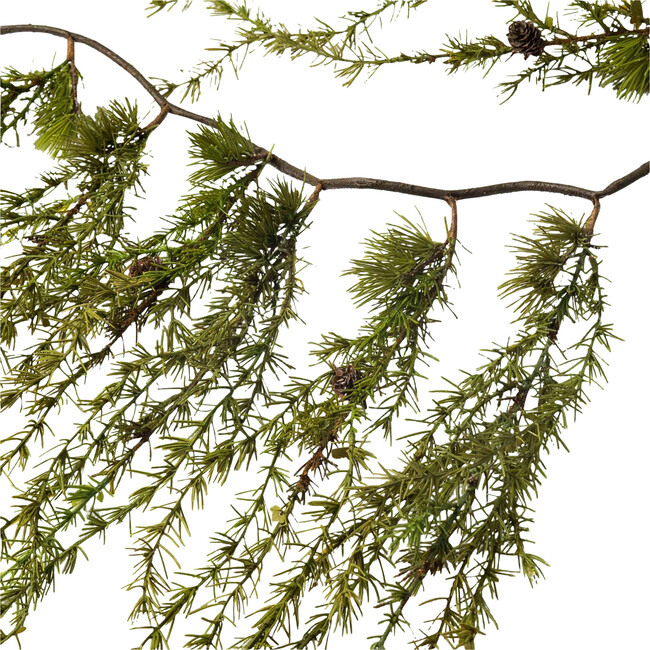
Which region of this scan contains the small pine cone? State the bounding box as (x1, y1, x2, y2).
(430, 558, 445, 575)
(128, 255, 163, 277)
(331, 364, 362, 400)
(507, 21, 546, 59)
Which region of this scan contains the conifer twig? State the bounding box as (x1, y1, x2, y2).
(583, 196, 601, 236)
(66, 34, 80, 114)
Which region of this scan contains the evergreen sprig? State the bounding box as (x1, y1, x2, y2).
(155, 0, 433, 96)
(132, 212, 456, 649)
(445, 0, 649, 101)
(360, 209, 614, 648)
(0, 63, 318, 642)
(1, 61, 78, 151)
(152, 0, 649, 101)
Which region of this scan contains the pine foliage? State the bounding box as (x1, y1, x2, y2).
(150, 0, 649, 101)
(0, 2, 647, 648)
(1, 62, 78, 153)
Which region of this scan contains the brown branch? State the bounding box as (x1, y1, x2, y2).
(583, 196, 601, 237)
(404, 27, 650, 64)
(445, 196, 458, 243)
(546, 27, 650, 47)
(66, 34, 80, 114)
(1, 24, 171, 107)
(294, 413, 344, 500)
(403, 197, 457, 285)
(316, 167, 649, 201)
(65, 192, 88, 217)
(1, 24, 648, 205)
(596, 165, 648, 198)
(305, 181, 324, 205)
(139, 103, 170, 133)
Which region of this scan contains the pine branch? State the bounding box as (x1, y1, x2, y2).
(0, 7, 644, 648)
(149, 0, 648, 98)
(2, 25, 647, 205)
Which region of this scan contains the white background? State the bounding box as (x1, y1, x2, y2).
(1, 1, 649, 649)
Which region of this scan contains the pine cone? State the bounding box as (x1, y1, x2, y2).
(331, 364, 363, 403)
(507, 21, 546, 59)
(128, 255, 163, 277)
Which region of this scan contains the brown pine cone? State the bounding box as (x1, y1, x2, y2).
(331, 364, 362, 399)
(507, 21, 546, 59)
(331, 363, 368, 407)
(128, 255, 163, 277)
